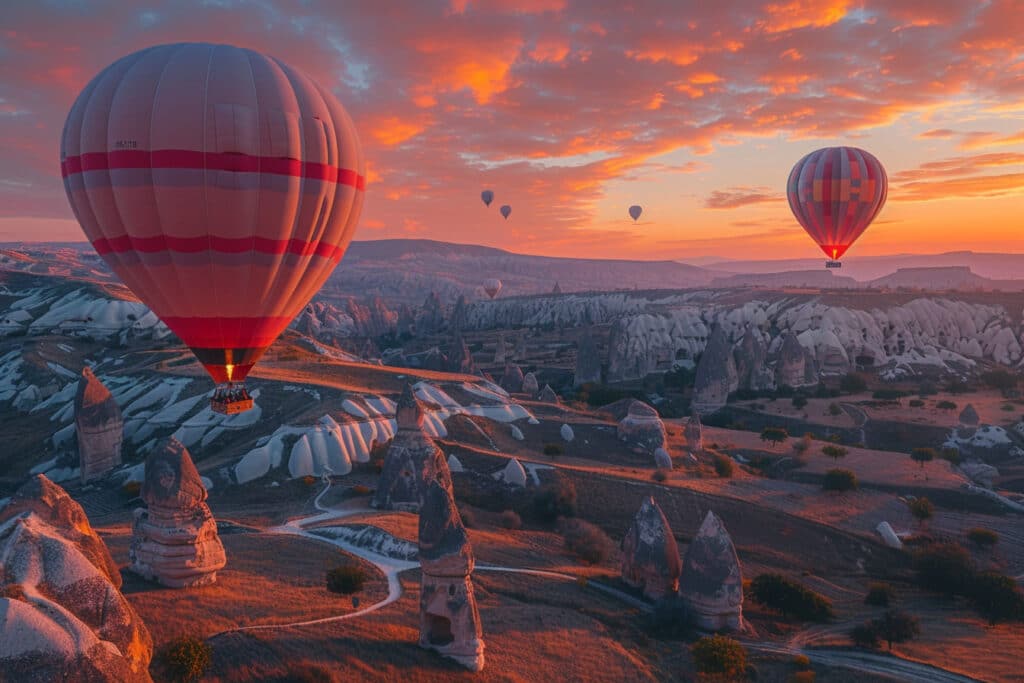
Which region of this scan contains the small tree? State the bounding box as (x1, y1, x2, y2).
(936, 400, 957, 410)
(907, 497, 934, 528)
(749, 573, 834, 622)
(327, 564, 367, 595)
(823, 468, 858, 492)
(761, 426, 789, 448)
(840, 372, 868, 393)
(713, 453, 734, 478)
(559, 518, 614, 565)
(792, 395, 808, 409)
(871, 610, 920, 651)
(850, 622, 880, 649)
(690, 635, 747, 677)
(913, 542, 975, 595)
(828, 402, 842, 416)
(821, 444, 847, 462)
(967, 528, 998, 549)
(159, 636, 212, 683)
(910, 447, 935, 470)
(970, 571, 1024, 624)
(865, 582, 895, 607)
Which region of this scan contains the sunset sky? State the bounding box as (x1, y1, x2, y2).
(1, 0, 1022, 261)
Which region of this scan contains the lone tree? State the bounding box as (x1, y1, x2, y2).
(907, 497, 934, 529)
(910, 447, 935, 470)
(760, 426, 789, 449)
(690, 635, 747, 677)
(822, 444, 847, 462)
(981, 369, 1018, 393)
(871, 610, 920, 651)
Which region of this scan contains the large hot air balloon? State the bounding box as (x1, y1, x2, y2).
(481, 189, 494, 207)
(499, 205, 511, 220)
(628, 205, 642, 222)
(787, 146, 886, 268)
(61, 43, 365, 414)
(483, 278, 502, 299)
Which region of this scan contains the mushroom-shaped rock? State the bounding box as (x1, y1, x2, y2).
(680, 510, 743, 631)
(418, 480, 485, 671)
(654, 448, 672, 470)
(74, 367, 123, 483)
(447, 454, 464, 473)
(0, 478, 153, 681)
(692, 327, 738, 414)
(617, 400, 667, 452)
(130, 438, 226, 588)
(621, 497, 681, 601)
(537, 384, 560, 404)
(560, 423, 575, 442)
(510, 425, 524, 441)
(959, 404, 980, 427)
(574, 334, 601, 387)
(685, 412, 703, 453)
(500, 363, 524, 393)
(497, 458, 528, 487)
(521, 372, 539, 396)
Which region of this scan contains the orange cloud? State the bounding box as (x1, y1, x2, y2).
(756, 1, 851, 33)
(370, 116, 429, 146)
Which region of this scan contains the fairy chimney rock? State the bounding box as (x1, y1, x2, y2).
(521, 372, 539, 396)
(680, 510, 743, 631)
(129, 438, 226, 588)
(685, 412, 704, 453)
(74, 367, 123, 483)
(620, 496, 681, 601)
(617, 400, 668, 453)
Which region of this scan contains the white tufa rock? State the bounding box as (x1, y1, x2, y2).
(560, 423, 575, 442)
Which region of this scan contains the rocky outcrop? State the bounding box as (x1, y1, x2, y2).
(680, 511, 743, 631)
(447, 454, 464, 473)
(416, 292, 446, 336)
(496, 458, 527, 487)
(684, 412, 703, 454)
(617, 400, 667, 453)
(574, 334, 601, 387)
(450, 295, 468, 334)
(500, 363, 524, 393)
(396, 304, 416, 337)
(514, 334, 528, 362)
(0, 476, 153, 682)
(560, 424, 575, 442)
(75, 367, 123, 483)
(373, 385, 452, 511)
(960, 461, 998, 488)
(418, 479, 485, 671)
(692, 327, 738, 414)
(552, 282, 562, 294)
(959, 404, 980, 426)
(446, 333, 475, 374)
(654, 448, 672, 470)
(130, 438, 226, 588)
(537, 384, 559, 404)
(521, 372, 539, 396)
(493, 333, 507, 365)
(775, 333, 811, 389)
(734, 328, 773, 392)
(620, 497, 681, 601)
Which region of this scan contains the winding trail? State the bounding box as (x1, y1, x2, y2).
(207, 480, 984, 682)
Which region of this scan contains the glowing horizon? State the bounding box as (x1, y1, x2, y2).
(1, 1, 1021, 261)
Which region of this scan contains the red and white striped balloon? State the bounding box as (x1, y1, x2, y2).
(61, 43, 365, 384)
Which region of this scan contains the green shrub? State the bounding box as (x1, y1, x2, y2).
(1002, 403, 1016, 412)
(913, 542, 975, 595)
(500, 509, 522, 530)
(870, 609, 920, 650)
(543, 443, 563, 457)
(531, 479, 577, 523)
(907, 497, 934, 526)
(822, 468, 858, 492)
(936, 400, 957, 410)
(910, 447, 935, 469)
(850, 622, 880, 649)
(828, 402, 842, 416)
(840, 373, 868, 393)
(793, 435, 812, 455)
(159, 636, 212, 683)
(792, 395, 808, 409)
(967, 528, 998, 548)
(749, 573, 834, 622)
(821, 444, 847, 461)
(326, 564, 367, 595)
(713, 453, 734, 478)
(970, 571, 1024, 623)
(558, 518, 614, 565)
(865, 582, 895, 607)
(690, 635, 747, 677)
(652, 469, 668, 482)
(761, 427, 789, 447)
(908, 399, 925, 408)
(939, 447, 961, 465)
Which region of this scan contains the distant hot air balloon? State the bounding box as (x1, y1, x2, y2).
(61, 43, 365, 414)
(500, 205, 511, 220)
(483, 278, 502, 299)
(628, 205, 642, 222)
(481, 189, 494, 207)
(787, 146, 886, 268)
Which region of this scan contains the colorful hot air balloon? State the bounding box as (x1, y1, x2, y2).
(787, 146, 886, 267)
(481, 189, 494, 207)
(499, 205, 511, 220)
(483, 278, 502, 299)
(628, 205, 642, 222)
(61, 43, 365, 413)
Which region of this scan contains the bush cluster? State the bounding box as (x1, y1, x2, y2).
(543, 443, 563, 456)
(558, 517, 614, 565)
(158, 636, 212, 683)
(713, 453, 734, 478)
(823, 468, 858, 492)
(690, 635, 747, 677)
(326, 564, 367, 595)
(749, 573, 834, 622)
(499, 509, 522, 530)
(850, 610, 920, 651)
(864, 582, 895, 607)
(531, 479, 578, 523)
(913, 542, 1024, 623)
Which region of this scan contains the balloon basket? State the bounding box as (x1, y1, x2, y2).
(211, 384, 254, 415)
(824, 260, 842, 269)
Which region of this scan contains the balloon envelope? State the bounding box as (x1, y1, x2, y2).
(61, 43, 365, 385)
(483, 278, 502, 299)
(481, 189, 494, 207)
(499, 205, 511, 219)
(787, 146, 886, 261)
(628, 205, 642, 221)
